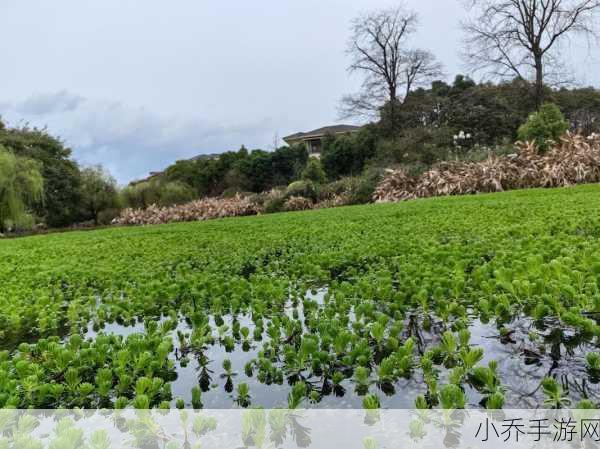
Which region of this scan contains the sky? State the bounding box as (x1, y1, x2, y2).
(1, 0, 598, 184)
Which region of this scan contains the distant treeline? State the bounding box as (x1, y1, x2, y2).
(136, 76, 600, 200)
(2, 75, 600, 233)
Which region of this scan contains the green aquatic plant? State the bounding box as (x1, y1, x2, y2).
(586, 352, 600, 373)
(415, 394, 429, 409)
(288, 381, 307, 409)
(363, 394, 380, 409)
(486, 391, 505, 409)
(541, 377, 571, 409)
(4, 183, 600, 409)
(191, 386, 202, 409)
(236, 383, 251, 408)
(439, 384, 466, 409)
(353, 366, 371, 394)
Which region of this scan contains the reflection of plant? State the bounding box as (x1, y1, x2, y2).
(363, 437, 379, 449)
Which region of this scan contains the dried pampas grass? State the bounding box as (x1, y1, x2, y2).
(374, 133, 600, 203)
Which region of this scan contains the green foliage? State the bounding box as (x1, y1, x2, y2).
(362, 394, 380, 409)
(285, 180, 317, 201)
(486, 391, 505, 409)
(587, 352, 600, 372)
(439, 384, 466, 409)
(79, 166, 119, 224)
(3, 183, 600, 409)
(321, 127, 377, 180)
(0, 147, 44, 232)
(0, 125, 82, 227)
(541, 377, 571, 409)
(121, 179, 195, 209)
(162, 144, 308, 197)
(301, 158, 326, 184)
(517, 103, 569, 151)
(191, 386, 202, 409)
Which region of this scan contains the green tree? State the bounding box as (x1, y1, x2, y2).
(0, 125, 82, 227)
(0, 147, 44, 232)
(301, 158, 326, 184)
(79, 166, 119, 224)
(518, 103, 569, 151)
(321, 128, 377, 180)
(156, 181, 195, 206)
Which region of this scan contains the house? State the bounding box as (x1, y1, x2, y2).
(283, 124, 361, 157)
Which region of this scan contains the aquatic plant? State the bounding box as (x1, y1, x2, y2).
(439, 384, 466, 409)
(586, 352, 600, 373)
(362, 394, 380, 409)
(541, 377, 571, 409)
(236, 383, 251, 408)
(3, 183, 600, 409)
(191, 386, 202, 409)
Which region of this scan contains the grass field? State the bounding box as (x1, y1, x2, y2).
(3, 185, 600, 409)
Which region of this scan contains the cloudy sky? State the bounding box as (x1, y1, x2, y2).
(1, 1, 598, 183)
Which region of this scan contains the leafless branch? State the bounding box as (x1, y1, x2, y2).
(461, 0, 600, 106)
(340, 4, 444, 123)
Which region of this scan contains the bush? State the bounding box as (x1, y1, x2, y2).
(349, 169, 384, 205)
(264, 197, 286, 214)
(157, 181, 195, 206)
(518, 103, 569, 151)
(319, 177, 360, 201)
(301, 159, 326, 184)
(121, 180, 196, 209)
(285, 180, 318, 201)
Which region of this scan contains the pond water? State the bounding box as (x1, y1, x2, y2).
(76, 287, 600, 409)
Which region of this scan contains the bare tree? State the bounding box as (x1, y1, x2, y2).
(462, 0, 600, 108)
(340, 6, 443, 124)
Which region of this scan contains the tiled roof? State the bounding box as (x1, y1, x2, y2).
(283, 125, 361, 142)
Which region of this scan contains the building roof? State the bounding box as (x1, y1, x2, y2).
(283, 124, 361, 143)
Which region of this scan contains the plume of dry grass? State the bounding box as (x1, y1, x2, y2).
(374, 133, 600, 202)
(283, 196, 314, 211)
(114, 194, 262, 226)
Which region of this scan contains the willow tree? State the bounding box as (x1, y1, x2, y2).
(0, 146, 44, 232)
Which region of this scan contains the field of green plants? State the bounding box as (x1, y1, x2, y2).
(3, 184, 600, 409)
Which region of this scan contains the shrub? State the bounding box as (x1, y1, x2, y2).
(301, 159, 326, 184)
(264, 197, 286, 214)
(319, 177, 360, 201)
(158, 181, 196, 206)
(285, 180, 318, 201)
(518, 103, 569, 151)
(349, 168, 384, 205)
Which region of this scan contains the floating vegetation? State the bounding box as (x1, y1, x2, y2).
(2, 184, 600, 408)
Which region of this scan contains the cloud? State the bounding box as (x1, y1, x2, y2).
(16, 90, 84, 116)
(0, 92, 280, 184)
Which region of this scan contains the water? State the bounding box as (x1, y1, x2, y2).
(72, 289, 600, 409)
